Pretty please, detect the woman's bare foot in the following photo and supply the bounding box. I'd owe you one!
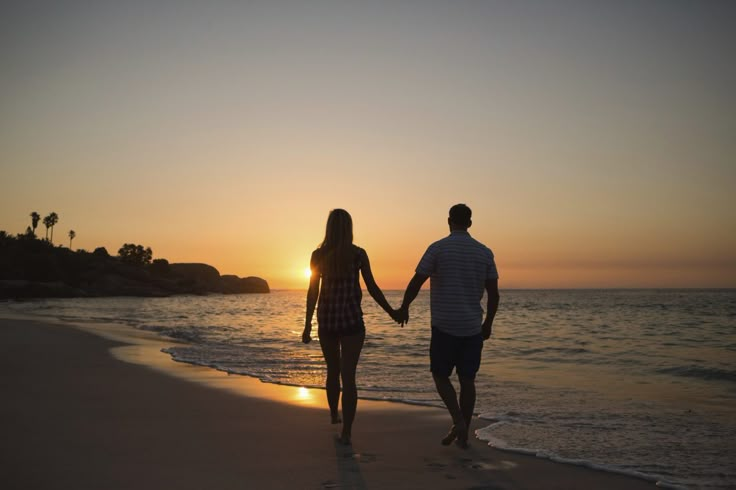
[331,413,342,424]
[338,432,352,445]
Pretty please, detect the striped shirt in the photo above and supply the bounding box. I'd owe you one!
[314,245,366,335]
[415,231,498,337]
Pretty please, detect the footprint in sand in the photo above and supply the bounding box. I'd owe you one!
[423,457,448,471]
[462,459,519,471]
[349,452,377,463]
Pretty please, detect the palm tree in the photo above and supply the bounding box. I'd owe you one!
[68,230,76,250]
[42,215,51,241]
[43,212,59,243]
[30,212,40,237]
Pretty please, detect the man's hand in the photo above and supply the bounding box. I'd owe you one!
[389,307,408,326]
[397,305,409,327]
[302,323,312,344]
[481,317,493,340]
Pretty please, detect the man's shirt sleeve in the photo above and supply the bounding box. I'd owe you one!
[415,244,436,276]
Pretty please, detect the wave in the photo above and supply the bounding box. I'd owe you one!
[656,365,736,383]
[517,346,591,356]
[163,350,443,407]
[474,420,683,489]
[140,325,204,343]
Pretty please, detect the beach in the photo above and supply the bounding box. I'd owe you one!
[0,312,657,490]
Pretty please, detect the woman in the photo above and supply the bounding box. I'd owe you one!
[302,209,398,445]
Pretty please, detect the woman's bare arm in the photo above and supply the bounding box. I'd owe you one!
[303,251,321,343]
[360,250,396,317]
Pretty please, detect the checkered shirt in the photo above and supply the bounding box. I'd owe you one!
[315,246,365,333]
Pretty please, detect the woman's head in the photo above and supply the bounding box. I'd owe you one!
[320,209,355,276]
[321,208,353,249]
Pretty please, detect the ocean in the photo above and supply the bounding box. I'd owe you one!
[6,289,736,489]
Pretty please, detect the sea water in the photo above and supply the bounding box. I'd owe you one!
[7,289,736,489]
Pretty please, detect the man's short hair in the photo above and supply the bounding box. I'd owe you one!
[449,204,472,227]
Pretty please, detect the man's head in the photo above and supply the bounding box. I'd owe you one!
[448,203,472,230]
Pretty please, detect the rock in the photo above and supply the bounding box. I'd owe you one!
[0,280,87,298]
[169,263,221,290]
[219,275,242,294]
[219,275,270,294]
[238,276,270,293]
[0,234,270,298]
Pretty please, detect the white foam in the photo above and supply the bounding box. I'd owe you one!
[475,420,675,488]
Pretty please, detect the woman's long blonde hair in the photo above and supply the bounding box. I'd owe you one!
[319,209,355,277]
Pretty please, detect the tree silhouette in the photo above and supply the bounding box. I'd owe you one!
[118,243,153,266]
[30,212,40,237]
[68,230,76,250]
[42,215,51,240]
[43,212,59,243]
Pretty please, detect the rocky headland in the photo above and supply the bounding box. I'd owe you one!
[0,235,269,298]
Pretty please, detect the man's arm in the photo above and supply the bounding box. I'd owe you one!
[399,272,429,326]
[482,278,500,340]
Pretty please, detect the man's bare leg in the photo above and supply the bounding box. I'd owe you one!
[458,375,476,444]
[433,373,468,448]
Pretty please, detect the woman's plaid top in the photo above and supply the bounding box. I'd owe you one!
[314,245,365,334]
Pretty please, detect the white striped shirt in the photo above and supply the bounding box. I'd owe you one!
[415,231,498,336]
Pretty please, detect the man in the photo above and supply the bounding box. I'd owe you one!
[399,203,499,448]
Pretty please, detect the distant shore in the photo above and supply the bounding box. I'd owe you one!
[0,233,269,298]
[0,308,657,489]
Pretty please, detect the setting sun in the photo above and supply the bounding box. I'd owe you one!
[303,267,312,279]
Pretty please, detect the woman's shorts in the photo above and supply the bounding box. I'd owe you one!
[318,323,365,341]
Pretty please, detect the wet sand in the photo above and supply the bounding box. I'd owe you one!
[0,313,656,489]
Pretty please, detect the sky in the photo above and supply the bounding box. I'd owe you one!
[1,0,735,289]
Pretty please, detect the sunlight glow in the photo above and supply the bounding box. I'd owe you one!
[303,267,312,279]
[292,386,318,406]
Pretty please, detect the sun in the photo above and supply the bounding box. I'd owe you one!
[303,267,312,279]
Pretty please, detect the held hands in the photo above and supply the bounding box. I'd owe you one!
[389,305,409,327]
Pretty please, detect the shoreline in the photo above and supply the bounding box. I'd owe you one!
[1,309,659,489]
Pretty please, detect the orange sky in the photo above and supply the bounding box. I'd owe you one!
[1,2,735,290]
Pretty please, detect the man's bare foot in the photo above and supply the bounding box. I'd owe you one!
[454,422,469,449]
[338,432,352,445]
[441,425,457,445]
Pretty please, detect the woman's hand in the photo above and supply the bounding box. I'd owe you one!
[302,323,312,344]
[389,307,408,326]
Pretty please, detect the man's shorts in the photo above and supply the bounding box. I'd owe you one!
[430,327,484,379]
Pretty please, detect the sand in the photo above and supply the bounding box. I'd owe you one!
[0,313,656,489]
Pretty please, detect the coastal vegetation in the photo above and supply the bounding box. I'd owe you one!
[0,213,269,298]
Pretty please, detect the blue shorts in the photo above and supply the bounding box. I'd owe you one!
[430,327,484,379]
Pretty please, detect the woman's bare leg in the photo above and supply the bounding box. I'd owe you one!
[319,333,342,424]
[338,330,365,444]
